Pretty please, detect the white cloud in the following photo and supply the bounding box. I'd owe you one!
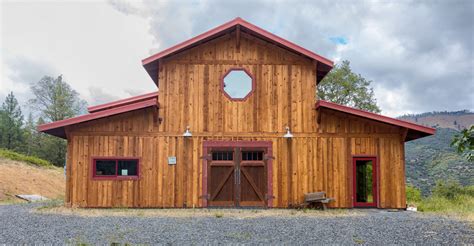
[1,0,473,117]
[1,1,156,109]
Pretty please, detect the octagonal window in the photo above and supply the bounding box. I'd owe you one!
[222,69,253,101]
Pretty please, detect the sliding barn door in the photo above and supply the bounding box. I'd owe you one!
[207,147,267,207]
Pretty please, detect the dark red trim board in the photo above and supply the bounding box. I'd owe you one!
[202,140,273,208]
[91,157,140,180]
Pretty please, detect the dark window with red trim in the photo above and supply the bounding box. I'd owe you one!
[94,158,139,179]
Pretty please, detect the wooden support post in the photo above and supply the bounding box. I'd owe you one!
[401,128,408,142]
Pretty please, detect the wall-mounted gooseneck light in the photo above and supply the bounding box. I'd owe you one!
[183,126,192,137]
[283,126,293,138]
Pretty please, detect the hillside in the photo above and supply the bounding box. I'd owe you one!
[399,110,474,130]
[402,111,473,195]
[0,158,65,203]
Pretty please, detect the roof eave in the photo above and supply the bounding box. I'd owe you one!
[315,100,436,141]
[38,98,158,139]
[87,91,158,113]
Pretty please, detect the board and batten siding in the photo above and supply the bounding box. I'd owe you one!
[66,110,406,208]
[157,31,318,134]
[64,30,406,208]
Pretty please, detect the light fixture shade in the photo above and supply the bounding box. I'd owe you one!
[283,126,293,138]
[183,126,192,137]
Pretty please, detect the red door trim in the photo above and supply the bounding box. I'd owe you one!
[202,141,273,208]
[352,156,378,208]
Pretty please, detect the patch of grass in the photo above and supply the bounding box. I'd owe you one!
[407,181,474,221]
[226,231,252,240]
[418,195,474,215]
[0,196,27,205]
[352,235,365,244]
[37,198,64,210]
[66,235,89,245]
[0,149,53,167]
[406,184,422,205]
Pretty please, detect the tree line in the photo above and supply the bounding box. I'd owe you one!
[0,75,86,166]
[399,110,473,119]
[0,60,382,167]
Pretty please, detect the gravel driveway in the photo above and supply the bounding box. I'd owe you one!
[0,203,472,245]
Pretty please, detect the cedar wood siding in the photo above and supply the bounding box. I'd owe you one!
[65,30,406,208]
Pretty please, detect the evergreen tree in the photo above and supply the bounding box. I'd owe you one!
[23,113,37,155]
[318,60,381,113]
[0,92,24,151]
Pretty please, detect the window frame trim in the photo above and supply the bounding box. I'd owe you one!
[91,157,141,180]
[220,67,255,102]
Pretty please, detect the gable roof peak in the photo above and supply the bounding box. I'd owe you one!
[142,17,333,86]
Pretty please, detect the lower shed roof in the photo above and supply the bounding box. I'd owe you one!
[37,92,158,138]
[37,92,435,141]
[315,100,436,141]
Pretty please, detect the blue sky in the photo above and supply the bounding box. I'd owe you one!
[329,36,348,45]
[1,0,473,117]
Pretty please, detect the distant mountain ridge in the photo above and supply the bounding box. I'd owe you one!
[400,110,474,194]
[398,110,474,130]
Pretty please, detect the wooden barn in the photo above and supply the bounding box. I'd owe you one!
[38,18,435,209]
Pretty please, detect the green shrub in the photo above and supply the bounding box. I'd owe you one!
[0,148,53,167]
[432,180,474,199]
[406,185,422,203]
[414,180,474,215]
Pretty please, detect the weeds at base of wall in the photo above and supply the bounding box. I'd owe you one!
[36,198,65,211]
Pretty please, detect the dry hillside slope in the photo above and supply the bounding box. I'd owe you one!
[0,158,65,202]
[399,111,474,130]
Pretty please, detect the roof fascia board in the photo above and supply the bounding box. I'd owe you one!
[88,91,158,113]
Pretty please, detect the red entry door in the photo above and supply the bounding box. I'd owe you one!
[353,157,378,207]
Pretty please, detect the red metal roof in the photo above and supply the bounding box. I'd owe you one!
[88,91,158,113]
[142,17,334,86]
[315,100,436,141]
[38,93,158,139]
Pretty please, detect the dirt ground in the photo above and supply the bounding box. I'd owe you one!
[0,158,65,202]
